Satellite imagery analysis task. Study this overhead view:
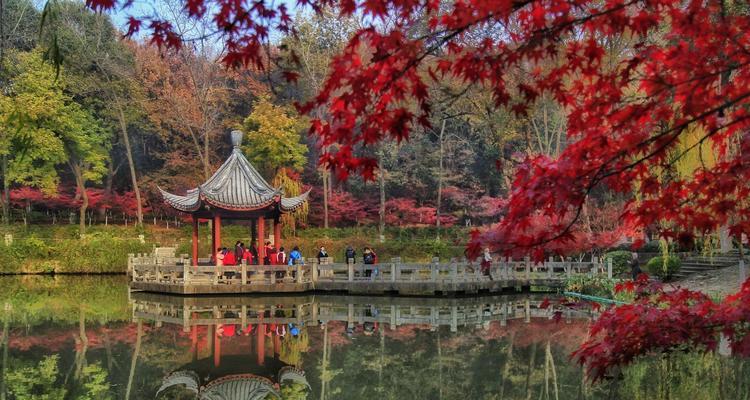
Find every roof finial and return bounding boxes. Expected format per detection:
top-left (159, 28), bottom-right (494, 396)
top-left (230, 130), bottom-right (243, 148)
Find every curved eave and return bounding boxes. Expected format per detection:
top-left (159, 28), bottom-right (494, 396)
top-left (159, 187), bottom-right (201, 213)
top-left (199, 190), bottom-right (281, 212)
top-left (279, 190), bottom-right (311, 213)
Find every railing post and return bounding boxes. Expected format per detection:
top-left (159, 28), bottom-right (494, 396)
top-left (524, 256), bottom-right (531, 280)
top-left (213, 266), bottom-right (219, 285)
top-left (390, 305), bottom-right (397, 329)
top-left (312, 259), bottom-right (319, 282)
top-left (241, 262), bottom-right (247, 285)
top-left (547, 257), bottom-right (553, 278)
top-left (431, 257), bottom-right (439, 282)
top-left (127, 253), bottom-right (134, 275)
top-left (450, 306), bottom-right (458, 333)
top-left (390, 258), bottom-right (397, 282)
top-left (348, 259), bottom-right (354, 282)
top-left (183, 264), bottom-right (190, 285)
top-left (607, 257), bottom-right (613, 279)
top-left (156, 264), bottom-right (162, 282)
top-left (524, 299), bottom-right (531, 323)
top-left (297, 264), bottom-right (303, 283)
top-left (271, 268), bottom-right (277, 284)
top-left (450, 260), bottom-right (457, 282)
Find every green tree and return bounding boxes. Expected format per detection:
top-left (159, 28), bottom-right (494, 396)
top-left (42, 0), bottom-right (145, 226)
top-left (242, 96), bottom-right (307, 178)
top-left (0, 50), bottom-right (110, 234)
top-left (0, 50), bottom-right (70, 196)
top-left (4, 355), bottom-right (67, 400)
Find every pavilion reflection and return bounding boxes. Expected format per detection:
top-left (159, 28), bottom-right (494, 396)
top-left (133, 292), bottom-right (588, 399)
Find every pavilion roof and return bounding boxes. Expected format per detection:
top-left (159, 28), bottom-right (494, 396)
top-left (159, 131), bottom-right (309, 214)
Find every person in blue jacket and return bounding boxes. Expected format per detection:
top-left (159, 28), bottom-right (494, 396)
top-left (288, 246), bottom-right (304, 265)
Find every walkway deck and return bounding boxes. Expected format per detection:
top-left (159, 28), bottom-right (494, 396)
top-left (129, 255), bottom-right (613, 295)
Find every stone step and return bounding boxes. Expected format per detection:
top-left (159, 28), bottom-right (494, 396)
top-left (682, 260), bottom-right (740, 268)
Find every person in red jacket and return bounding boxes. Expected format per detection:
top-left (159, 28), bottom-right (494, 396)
top-left (268, 246), bottom-right (278, 265)
top-left (223, 249), bottom-right (237, 266)
top-left (242, 246), bottom-right (254, 265)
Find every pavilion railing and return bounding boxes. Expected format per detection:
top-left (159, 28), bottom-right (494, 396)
top-left (311, 257), bottom-right (610, 283)
top-left (130, 295), bottom-right (587, 333)
top-left (128, 254), bottom-right (612, 286)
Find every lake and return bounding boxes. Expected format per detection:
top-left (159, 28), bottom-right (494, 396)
top-left (0, 275), bottom-right (747, 399)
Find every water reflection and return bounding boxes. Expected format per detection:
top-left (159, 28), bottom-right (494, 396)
top-left (1, 276), bottom-right (749, 400)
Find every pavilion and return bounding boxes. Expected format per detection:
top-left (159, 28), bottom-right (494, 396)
top-left (158, 130), bottom-right (309, 266)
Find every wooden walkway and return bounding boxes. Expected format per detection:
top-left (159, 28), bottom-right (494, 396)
top-left (129, 255), bottom-right (612, 295)
top-left (129, 292), bottom-right (590, 333)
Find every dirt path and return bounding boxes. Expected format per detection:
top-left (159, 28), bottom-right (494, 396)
top-left (671, 265), bottom-right (746, 299)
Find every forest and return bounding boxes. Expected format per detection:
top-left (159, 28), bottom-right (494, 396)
top-left (0, 0), bottom-right (625, 247)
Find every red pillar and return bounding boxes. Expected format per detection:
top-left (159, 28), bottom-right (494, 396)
top-left (273, 217), bottom-right (281, 252)
top-left (273, 333), bottom-right (281, 357)
top-left (213, 214), bottom-right (222, 262)
top-left (214, 328), bottom-right (221, 368)
top-left (256, 323), bottom-right (266, 365)
top-left (190, 321), bottom-right (198, 361)
top-left (192, 215), bottom-right (199, 266)
top-left (211, 217), bottom-right (217, 262)
top-left (257, 218), bottom-right (265, 262)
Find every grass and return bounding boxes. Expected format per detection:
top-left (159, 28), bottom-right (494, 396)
top-left (0, 223), bottom-right (472, 273)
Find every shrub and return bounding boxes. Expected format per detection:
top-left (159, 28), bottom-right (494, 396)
top-left (605, 250), bottom-right (633, 276)
top-left (645, 255), bottom-right (681, 280)
top-left (565, 276), bottom-right (617, 298)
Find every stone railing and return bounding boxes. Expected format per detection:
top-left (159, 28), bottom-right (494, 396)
top-left (128, 254), bottom-right (612, 286)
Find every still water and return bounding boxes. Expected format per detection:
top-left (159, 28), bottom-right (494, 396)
top-left (0, 275), bottom-right (748, 400)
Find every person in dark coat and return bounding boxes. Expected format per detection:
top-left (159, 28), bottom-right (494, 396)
top-left (317, 246), bottom-right (329, 264)
top-left (630, 253), bottom-right (642, 280)
top-left (344, 246), bottom-right (356, 263)
top-left (234, 241), bottom-right (244, 263)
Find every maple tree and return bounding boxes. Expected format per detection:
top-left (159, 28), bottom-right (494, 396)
top-left (571, 275), bottom-right (750, 381)
top-left (86, 0), bottom-right (750, 254)
top-left (23, 0), bottom-right (750, 378)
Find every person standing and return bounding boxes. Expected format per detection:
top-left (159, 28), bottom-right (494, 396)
top-left (242, 245), bottom-right (254, 265)
top-left (363, 247), bottom-right (376, 277)
top-left (288, 246), bottom-right (304, 265)
top-left (317, 246), bottom-right (329, 264)
top-left (277, 247), bottom-right (287, 265)
top-left (481, 248), bottom-right (493, 279)
top-left (249, 242), bottom-right (259, 265)
top-left (630, 253), bottom-right (642, 280)
top-left (344, 245), bottom-right (356, 263)
top-left (234, 241), bottom-right (244, 263)
top-left (263, 241), bottom-right (273, 265)
top-left (268, 246), bottom-right (278, 265)
top-left (215, 247), bottom-right (225, 267)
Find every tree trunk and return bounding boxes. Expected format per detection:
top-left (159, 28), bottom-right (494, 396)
top-left (322, 169), bottom-right (329, 229)
top-left (1, 303), bottom-right (9, 400)
top-left (125, 320), bottom-right (143, 400)
top-left (98, 162), bottom-right (115, 221)
top-left (378, 148), bottom-right (386, 243)
top-left (499, 333), bottom-right (515, 400)
top-left (74, 308), bottom-right (88, 380)
top-left (525, 342), bottom-right (537, 400)
top-left (115, 102), bottom-right (143, 226)
top-left (70, 161), bottom-right (88, 235)
top-left (1, 155), bottom-right (8, 224)
top-left (436, 120), bottom-right (446, 241)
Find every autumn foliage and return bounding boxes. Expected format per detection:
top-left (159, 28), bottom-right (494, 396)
top-left (55, 0), bottom-right (750, 379)
top-left (573, 275), bottom-right (750, 381)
